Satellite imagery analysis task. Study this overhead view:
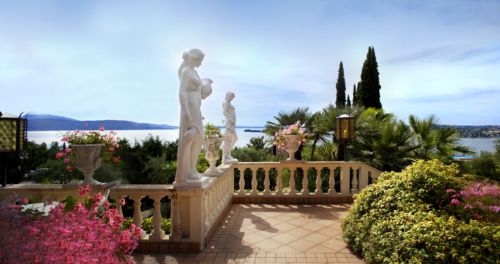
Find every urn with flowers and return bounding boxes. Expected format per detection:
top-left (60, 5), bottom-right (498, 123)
top-left (56, 128), bottom-right (121, 185)
top-left (204, 123), bottom-right (223, 176)
top-left (274, 122), bottom-right (307, 161)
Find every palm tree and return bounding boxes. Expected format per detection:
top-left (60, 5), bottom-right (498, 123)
top-left (264, 107), bottom-right (312, 160)
top-left (350, 109), bottom-right (416, 171)
top-left (409, 115), bottom-right (472, 161)
top-left (409, 114), bottom-right (437, 160)
top-left (309, 104), bottom-right (365, 160)
top-left (264, 107), bottom-right (312, 136)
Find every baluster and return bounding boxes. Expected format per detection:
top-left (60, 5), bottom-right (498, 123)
top-left (251, 169), bottom-right (258, 195)
top-left (341, 165), bottom-right (350, 194)
top-left (315, 167), bottom-right (323, 195)
top-left (276, 169), bottom-right (283, 195)
top-left (264, 168), bottom-right (271, 195)
top-left (302, 168), bottom-right (309, 195)
top-left (238, 169), bottom-right (245, 195)
top-left (352, 168), bottom-right (359, 193)
top-left (359, 167), bottom-right (368, 190)
top-left (171, 193), bottom-right (182, 240)
top-left (328, 168), bottom-right (336, 195)
top-left (289, 168), bottom-right (296, 195)
top-left (150, 195), bottom-right (165, 241)
top-left (130, 194), bottom-right (147, 239)
top-left (117, 194), bottom-right (125, 216)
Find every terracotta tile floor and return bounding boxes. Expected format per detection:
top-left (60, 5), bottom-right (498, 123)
top-left (133, 204), bottom-right (365, 264)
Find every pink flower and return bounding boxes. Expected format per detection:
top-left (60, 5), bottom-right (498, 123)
top-left (78, 185), bottom-right (91, 196)
top-left (22, 197), bottom-right (29, 204)
top-left (99, 125), bottom-right (105, 131)
top-left (112, 156), bottom-right (121, 164)
top-left (490, 206), bottom-right (500, 213)
top-left (66, 165), bottom-right (73, 172)
top-left (446, 189), bottom-right (455, 193)
top-left (63, 158), bottom-right (70, 164)
top-left (450, 199), bottom-right (461, 205)
top-left (55, 152), bottom-right (64, 159)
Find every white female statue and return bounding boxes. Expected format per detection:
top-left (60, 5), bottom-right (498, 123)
top-left (175, 49), bottom-right (213, 186)
top-left (222, 91), bottom-right (238, 164)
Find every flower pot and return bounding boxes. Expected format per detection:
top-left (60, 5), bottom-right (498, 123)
top-left (204, 137), bottom-right (222, 176)
top-left (284, 135), bottom-right (300, 161)
top-left (72, 144), bottom-right (103, 185)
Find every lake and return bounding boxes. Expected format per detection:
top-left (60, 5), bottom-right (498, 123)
top-left (28, 128), bottom-right (267, 148)
top-left (28, 129), bottom-right (497, 155)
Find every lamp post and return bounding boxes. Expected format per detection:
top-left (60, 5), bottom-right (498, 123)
top-left (336, 114), bottom-right (356, 161)
top-left (0, 112), bottom-right (28, 187)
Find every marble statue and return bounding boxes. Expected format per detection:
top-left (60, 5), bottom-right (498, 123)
top-left (174, 48), bottom-right (212, 186)
top-left (222, 91), bottom-right (238, 164)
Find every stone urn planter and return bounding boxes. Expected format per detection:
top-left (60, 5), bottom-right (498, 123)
top-left (72, 144), bottom-right (103, 185)
top-left (284, 135), bottom-right (300, 161)
top-left (204, 137), bottom-right (223, 176)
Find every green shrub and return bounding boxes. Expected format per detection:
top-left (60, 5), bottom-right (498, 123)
top-left (122, 217), bottom-right (171, 234)
top-left (342, 160), bottom-right (500, 263)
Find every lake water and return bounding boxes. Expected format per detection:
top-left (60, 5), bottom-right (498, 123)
top-left (28, 128), bottom-right (267, 148)
top-left (28, 129), bottom-right (497, 155)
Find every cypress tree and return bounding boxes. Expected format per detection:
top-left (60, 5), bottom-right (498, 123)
top-left (335, 61), bottom-right (346, 108)
top-left (352, 84), bottom-right (357, 105)
top-left (346, 95), bottom-right (351, 107)
top-left (358, 46), bottom-right (382, 108)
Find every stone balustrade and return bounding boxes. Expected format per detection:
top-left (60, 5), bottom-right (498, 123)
top-left (0, 160), bottom-right (380, 253)
top-left (233, 161), bottom-right (381, 203)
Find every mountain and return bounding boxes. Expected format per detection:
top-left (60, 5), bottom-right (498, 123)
top-left (25, 114), bottom-right (177, 131)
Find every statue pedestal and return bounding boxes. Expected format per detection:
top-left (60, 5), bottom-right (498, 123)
top-left (173, 177), bottom-right (210, 188)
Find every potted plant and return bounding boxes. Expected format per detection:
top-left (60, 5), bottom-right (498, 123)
top-left (204, 123), bottom-right (223, 176)
top-left (273, 122), bottom-right (307, 161)
top-left (56, 128), bottom-right (121, 185)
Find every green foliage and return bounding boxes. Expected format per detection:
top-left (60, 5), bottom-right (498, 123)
top-left (196, 152), bottom-right (210, 173)
top-left (409, 115), bottom-right (472, 163)
top-left (122, 217), bottom-right (171, 234)
top-left (335, 61), bottom-right (346, 108)
top-left (263, 107), bottom-right (312, 136)
top-left (23, 141), bottom-right (50, 171)
top-left (351, 108), bottom-right (415, 171)
top-left (232, 146), bottom-right (278, 162)
top-left (119, 136), bottom-right (178, 184)
top-left (28, 159), bottom-right (81, 184)
top-left (94, 162), bottom-right (125, 183)
top-left (141, 154), bottom-right (176, 184)
top-left (247, 136), bottom-right (266, 150)
top-left (342, 160), bottom-right (500, 263)
top-left (357, 47), bottom-right (382, 109)
top-left (463, 152), bottom-right (499, 181)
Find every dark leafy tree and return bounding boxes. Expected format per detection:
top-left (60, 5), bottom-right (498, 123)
top-left (335, 62), bottom-right (346, 108)
top-left (352, 84), bottom-right (357, 105)
top-left (357, 47), bottom-right (382, 109)
top-left (346, 95), bottom-right (351, 107)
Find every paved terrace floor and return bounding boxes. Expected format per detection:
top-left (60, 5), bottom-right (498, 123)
top-left (134, 204), bottom-right (365, 264)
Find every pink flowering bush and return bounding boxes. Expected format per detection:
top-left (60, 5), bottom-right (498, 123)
top-left (0, 186), bottom-right (141, 264)
top-left (447, 181), bottom-right (500, 223)
top-left (56, 128), bottom-right (121, 172)
top-left (273, 122), bottom-right (307, 150)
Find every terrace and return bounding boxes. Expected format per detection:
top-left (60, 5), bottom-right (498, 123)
top-left (0, 160), bottom-right (380, 263)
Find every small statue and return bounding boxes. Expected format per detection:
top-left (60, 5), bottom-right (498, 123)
top-left (174, 48), bottom-right (212, 186)
top-left (222, 92), bottom-right (238, 164)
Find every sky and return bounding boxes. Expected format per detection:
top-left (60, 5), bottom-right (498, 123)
top-left (1, 0), bottom-right (499, 126)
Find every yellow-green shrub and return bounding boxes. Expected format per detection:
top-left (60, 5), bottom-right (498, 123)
top-left (342, 160), bottom-right (500, 263)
